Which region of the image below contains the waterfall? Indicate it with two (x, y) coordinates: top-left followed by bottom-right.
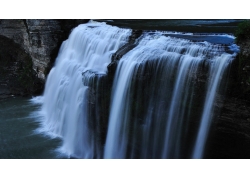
(192, 53), (232, 158)
(40, 21), (131, 158)
(104, 33), (234, 158)
(39, 21), (237, 159)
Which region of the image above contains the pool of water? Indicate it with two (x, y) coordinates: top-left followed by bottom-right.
(0, 96), (67, 159)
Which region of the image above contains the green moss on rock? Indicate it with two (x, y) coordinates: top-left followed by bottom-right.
(235, 20), (250, 44)
(233, 20), (250, 100)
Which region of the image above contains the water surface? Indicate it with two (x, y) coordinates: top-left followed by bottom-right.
(0, 96), (66, 159)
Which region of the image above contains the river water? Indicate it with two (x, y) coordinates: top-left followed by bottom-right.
(0, 96), (67, 158)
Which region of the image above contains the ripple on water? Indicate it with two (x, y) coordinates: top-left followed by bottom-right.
(0, 96), (67, 159)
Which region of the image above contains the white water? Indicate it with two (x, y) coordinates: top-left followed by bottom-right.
(104, 33), (234, 158)
(39, 21), (131, 158)
(192, 54), (232, 158)
(37, 21), (236, 159)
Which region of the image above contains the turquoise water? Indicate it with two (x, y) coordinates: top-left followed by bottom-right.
(0, 96), (67, 159)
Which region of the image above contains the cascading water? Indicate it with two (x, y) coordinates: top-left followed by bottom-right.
(104, 33), (235, 158)
(38, 21), (238, 159)
(192, 53), (232, 158)
(40, 21), (132, 158)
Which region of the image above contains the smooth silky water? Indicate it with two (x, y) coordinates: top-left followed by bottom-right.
(0, 20), (240, 159)
(104, 33), (236, 159)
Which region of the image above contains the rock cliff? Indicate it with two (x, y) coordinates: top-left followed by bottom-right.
(204, 21), (250, 158)
(0, 19), (89, 97)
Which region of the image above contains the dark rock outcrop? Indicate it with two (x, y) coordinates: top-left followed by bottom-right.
(107, 29), (142, 85)
(0, 19), (89, 97)
(205, 97), (250, 158)
(0, 34), (43, 97)
(203, 33), (250, 158)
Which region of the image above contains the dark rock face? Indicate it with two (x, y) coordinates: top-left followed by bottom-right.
(0, 19), (89, 97)
(205, 97), (250, 158)
(203, 39), (250, 159)
(25, 19), (62, 80)
(0, 20), (28, 46)
(25, 19), (89, 79)
(235, 40), (250, 101)
(107, 29), (142, 83)
(0, 34), (43, 97)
